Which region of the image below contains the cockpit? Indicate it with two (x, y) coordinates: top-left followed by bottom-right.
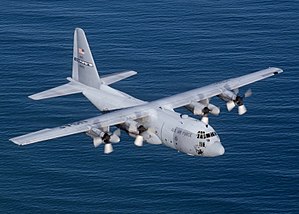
(195, 130), (224, 157)
(197, 131), (218, 139)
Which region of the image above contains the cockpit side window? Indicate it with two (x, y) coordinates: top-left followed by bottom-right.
(198, 131), (218, 139)
(197, 131), (206, 139)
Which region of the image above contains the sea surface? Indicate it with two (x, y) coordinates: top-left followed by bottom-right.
(1, 0), (298, 213)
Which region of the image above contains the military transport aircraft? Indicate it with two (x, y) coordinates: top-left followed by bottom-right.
(10, 28), (283, 157)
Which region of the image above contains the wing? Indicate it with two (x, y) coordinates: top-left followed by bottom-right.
(10, 106), (151, 145)
(152, 67), (283, 109)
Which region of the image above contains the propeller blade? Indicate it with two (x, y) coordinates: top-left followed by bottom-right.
(244, 89), (252, 98)
(201, 116), (209, 124)
(238, 105), (247, 115)
(109, 133), (120, 143)
(209, 105), (220, 115)
(93, 137), (103, 148)
(104, 143), (113, 154)
(134, 135), (143, 147)
(226, 100), (236, 111)
(113, 128), (121, 137)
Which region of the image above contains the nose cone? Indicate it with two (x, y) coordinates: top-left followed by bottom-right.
(217, 143), (225, 156)
(204, 142), (225, 157)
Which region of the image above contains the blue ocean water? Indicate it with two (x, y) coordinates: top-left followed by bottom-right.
(1, 0), (298, 213)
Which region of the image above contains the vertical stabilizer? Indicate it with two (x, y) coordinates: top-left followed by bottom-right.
(72, 28), (101, 89)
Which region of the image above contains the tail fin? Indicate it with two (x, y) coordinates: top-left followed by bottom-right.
(29, 28), (137, 101)
(72, 28), (101, 89)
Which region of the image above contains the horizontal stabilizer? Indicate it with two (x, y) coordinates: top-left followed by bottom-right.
(101, 70), (137, 85)
(29, 82), (82, 100)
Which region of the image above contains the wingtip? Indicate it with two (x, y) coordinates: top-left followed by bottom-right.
(9, 138), (23, 146)
(270, 67), (283, 74)
(277, 68), (283, 73)
(28, 95), (38, 100)
(129, 70), (138, 75)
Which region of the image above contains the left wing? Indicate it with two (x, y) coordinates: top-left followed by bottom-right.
(10, 106), (151, 145)
(152, 67), (283, 109)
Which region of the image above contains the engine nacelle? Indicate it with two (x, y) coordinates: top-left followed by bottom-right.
(218, 90), (237, 102)
(87, 127), (105, 138)
(86, 128), (105, 148)
(123, 120), (139, 134)
(186, 102), (206, 115)
(186, 102), (220, 116)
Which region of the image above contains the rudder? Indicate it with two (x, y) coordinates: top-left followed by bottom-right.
(72, 28), (101, 89)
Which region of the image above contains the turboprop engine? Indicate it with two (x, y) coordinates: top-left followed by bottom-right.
(186, 100), (220, 124)
(121, 120), (162, 146)
(86, 127), (120, 154)
(218, 88), (252, 115)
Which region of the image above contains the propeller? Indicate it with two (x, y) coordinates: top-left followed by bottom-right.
(104, 143), (114, 154)
(201, 106), (210, 124)
(226, 100), (235, 112)
(226, 89), (252, 115)
(103, 129), (121, 154)
(134, 135), (143, 147)
(89, 128), (121, 154)
(93, 137), (103, 148)
(133, 125), (147, 147)
(199, 100), (220, 124)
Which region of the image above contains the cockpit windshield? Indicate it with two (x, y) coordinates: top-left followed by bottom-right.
(197, 131), (217, 139)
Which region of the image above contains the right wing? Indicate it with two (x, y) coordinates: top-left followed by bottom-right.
(151, 67), (283, 109)
(10, 106), (151, 146)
